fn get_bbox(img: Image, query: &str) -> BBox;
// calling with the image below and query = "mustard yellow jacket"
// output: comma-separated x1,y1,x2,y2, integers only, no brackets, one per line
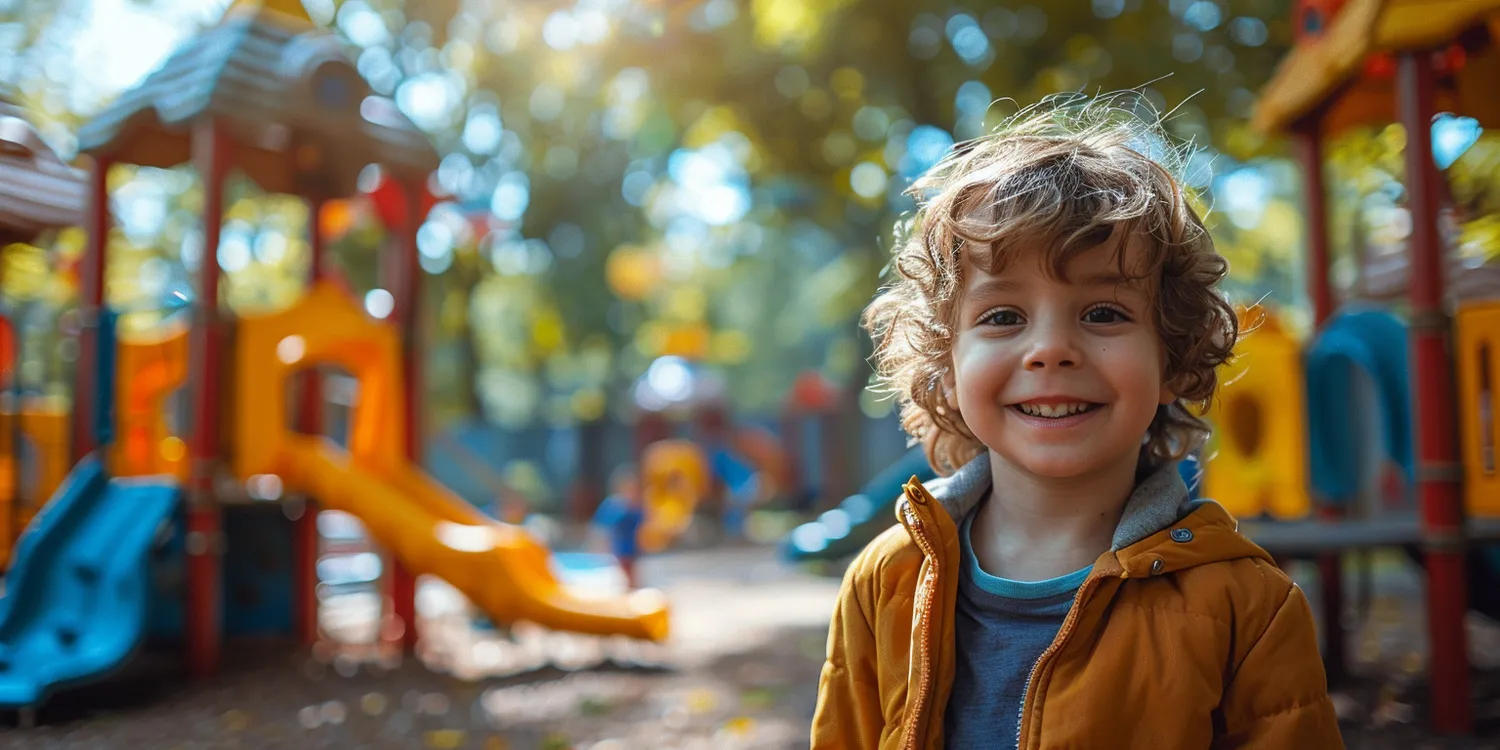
811,457,1344,750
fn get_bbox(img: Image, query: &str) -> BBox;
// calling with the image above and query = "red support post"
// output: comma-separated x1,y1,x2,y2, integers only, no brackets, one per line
1294,126,1335,325
292,197,326,647
1294,120,1347,682
186,120,230,679
1399,49,1471,735
386,180,423,651
72,156,112,463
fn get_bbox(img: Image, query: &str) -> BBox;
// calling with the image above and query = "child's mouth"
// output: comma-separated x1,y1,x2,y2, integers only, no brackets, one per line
1009,402,1103,419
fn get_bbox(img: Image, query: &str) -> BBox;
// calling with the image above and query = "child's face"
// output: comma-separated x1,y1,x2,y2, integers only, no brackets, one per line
949,239,1174,480
616,474,641,499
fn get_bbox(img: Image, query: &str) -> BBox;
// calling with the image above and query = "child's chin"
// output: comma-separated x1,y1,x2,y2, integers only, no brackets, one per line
1008,452,1112,480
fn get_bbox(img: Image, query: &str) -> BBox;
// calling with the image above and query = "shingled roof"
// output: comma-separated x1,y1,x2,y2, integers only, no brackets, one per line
76,0,438,199
0,100,86,244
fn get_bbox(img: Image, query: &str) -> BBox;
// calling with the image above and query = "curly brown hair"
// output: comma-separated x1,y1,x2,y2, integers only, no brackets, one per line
863,95,1239,476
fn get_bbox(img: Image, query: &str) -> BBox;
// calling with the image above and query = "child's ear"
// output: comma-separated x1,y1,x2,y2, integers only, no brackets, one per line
1158,381,1177,406
941,367,960,411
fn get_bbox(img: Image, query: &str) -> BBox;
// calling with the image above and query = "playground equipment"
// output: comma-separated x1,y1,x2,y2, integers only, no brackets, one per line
234,283,667,639
109,325,190,482
1251,0,1500,732
780,371,853,508
0,458,177,708
631,369,796,547
0,101,86,570
0,400,72,568
1303,308,1415,507
1200,309,1314,520
1457,301,1499,516
638,439,709,553
782,445,936,563
0,0,668,713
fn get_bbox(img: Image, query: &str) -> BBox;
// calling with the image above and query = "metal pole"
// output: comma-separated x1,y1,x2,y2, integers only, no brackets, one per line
1398,49,1471,734
186,119,229,679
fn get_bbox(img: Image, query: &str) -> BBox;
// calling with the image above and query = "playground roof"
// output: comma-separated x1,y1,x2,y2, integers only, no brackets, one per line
76,0,437,198
1253,0,1500,135
0,100,86,244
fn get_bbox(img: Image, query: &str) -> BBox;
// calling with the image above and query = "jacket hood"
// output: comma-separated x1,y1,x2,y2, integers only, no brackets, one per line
900,454,1273,576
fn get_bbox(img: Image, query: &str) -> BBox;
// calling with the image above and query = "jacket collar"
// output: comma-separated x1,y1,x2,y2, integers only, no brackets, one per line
900,453,1272,576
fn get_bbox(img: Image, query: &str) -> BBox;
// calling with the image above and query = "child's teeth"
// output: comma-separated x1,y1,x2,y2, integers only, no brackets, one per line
1019,402,1092,418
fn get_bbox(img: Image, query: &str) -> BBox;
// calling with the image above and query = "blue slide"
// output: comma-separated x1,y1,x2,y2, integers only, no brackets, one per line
0,456,178,708
782,446,938,563
1304,308,1415,505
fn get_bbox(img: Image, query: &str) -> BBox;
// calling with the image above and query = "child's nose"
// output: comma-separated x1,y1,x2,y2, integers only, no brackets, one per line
1023,324,1082,370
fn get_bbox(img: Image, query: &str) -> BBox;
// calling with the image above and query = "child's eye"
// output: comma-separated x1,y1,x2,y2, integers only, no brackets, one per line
980,309,1024,327
1082,305,1130,324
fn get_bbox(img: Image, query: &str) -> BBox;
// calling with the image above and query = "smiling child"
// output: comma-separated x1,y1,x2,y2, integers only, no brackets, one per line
811,95,1343,749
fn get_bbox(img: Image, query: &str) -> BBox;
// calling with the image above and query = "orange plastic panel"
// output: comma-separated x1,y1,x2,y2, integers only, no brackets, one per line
0,398,72,569
19,398,70,505
111,325,189,480
1457,302,1500,517
639,439,709,553
1202,310,1315,520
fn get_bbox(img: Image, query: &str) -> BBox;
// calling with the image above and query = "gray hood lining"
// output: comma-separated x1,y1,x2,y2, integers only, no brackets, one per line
919,454,1193,551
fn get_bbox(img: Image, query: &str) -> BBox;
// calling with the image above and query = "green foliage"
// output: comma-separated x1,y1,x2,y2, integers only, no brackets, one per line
35,0,1490,428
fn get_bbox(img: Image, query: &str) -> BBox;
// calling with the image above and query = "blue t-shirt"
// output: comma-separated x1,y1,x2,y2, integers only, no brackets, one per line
591,495,645,558
944,513,1091,750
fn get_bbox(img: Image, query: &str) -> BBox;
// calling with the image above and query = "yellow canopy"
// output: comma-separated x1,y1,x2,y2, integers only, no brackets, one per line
1253,0,1500,135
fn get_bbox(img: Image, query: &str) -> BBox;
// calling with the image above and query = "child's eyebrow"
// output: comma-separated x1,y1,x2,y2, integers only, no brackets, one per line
967,272,1140,296
1077,272,1138,289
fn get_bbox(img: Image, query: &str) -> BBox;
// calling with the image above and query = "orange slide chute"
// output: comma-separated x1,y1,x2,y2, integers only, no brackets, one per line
233,282,669,642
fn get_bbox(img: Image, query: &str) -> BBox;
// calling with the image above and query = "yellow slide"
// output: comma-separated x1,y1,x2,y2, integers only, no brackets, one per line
235,283,670,642
277,434,668,641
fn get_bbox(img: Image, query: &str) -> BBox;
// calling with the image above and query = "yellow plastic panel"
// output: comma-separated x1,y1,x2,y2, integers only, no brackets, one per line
112,325,189,480
1202,311,1314,520
1457,302,1500,517
639,439,708,553
232,281,405,479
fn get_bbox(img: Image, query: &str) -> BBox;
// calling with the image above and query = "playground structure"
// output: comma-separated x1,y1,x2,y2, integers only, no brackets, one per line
0,100,86,569
0,0,667,714
626,358,806,547
779,371,854,510
1246,0,1497,734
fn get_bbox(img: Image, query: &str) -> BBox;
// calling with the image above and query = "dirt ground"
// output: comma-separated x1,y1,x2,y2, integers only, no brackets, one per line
2,546,1500,749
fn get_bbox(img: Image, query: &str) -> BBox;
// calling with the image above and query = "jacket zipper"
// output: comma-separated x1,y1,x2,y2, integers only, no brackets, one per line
900,498,939,750
1014,572,1105,750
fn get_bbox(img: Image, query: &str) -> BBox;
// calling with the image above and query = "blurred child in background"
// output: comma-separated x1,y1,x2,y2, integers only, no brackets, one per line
591,464,646,588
